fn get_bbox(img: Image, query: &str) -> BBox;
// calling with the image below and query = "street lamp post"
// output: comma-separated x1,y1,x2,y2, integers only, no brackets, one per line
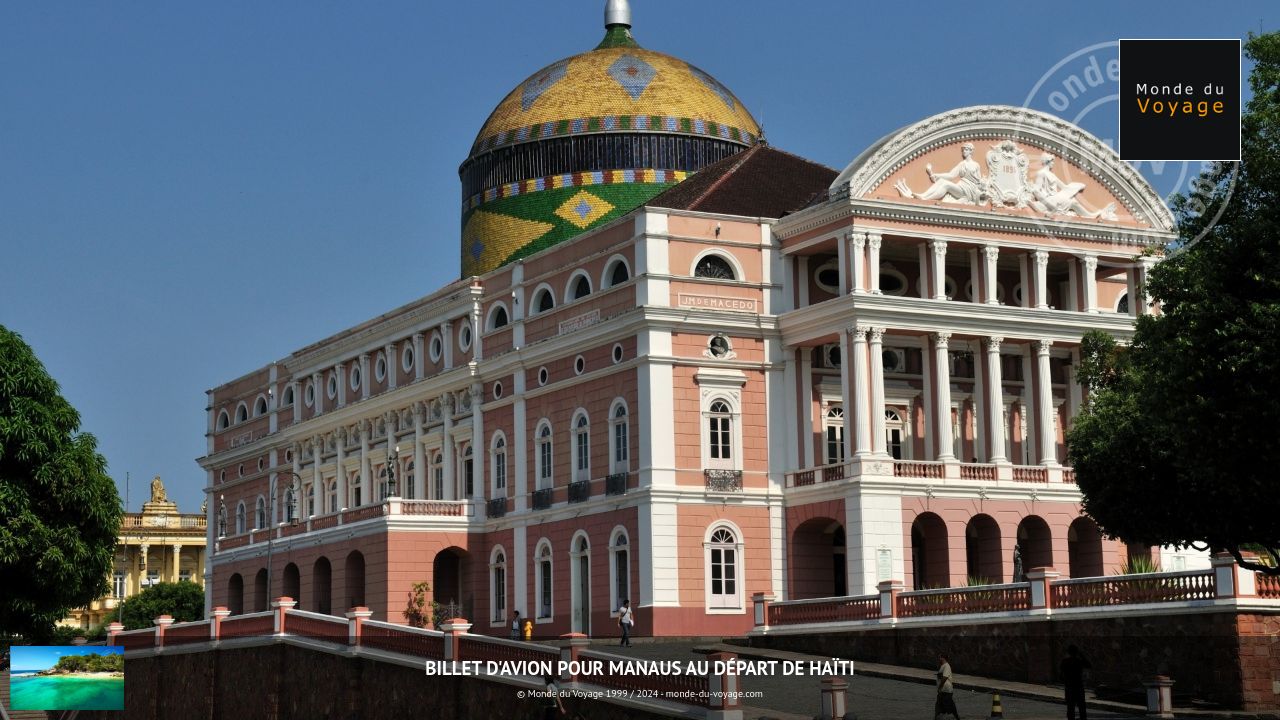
266,469,303,607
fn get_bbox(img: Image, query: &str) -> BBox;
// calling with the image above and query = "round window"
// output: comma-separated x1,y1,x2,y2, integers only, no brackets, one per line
574,355,585,375
402,344,415,372
879,268,908,296
493,381,503,400
538,367,549,386
429,334,443,363
814,259,840,293
460,324,473,352
375,353,387,382
327,374,338,399
305,382,315,407
612,343,624,364
826,344,842,368
350,367,361,391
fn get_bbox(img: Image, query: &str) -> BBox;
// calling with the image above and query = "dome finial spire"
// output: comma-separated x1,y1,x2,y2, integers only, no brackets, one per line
604,0,631,29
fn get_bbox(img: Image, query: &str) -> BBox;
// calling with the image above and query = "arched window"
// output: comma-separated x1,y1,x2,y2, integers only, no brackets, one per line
611,529,630,613
706,400,734,467
327,480,337,513
490,548,507,623
694,254,737,280
610,402,629,473
537,423,553,490
462,445,474,498
254,396,268,417
284,485,296,522
282,385,295,406
825,406,845,464
1116,292,1130,314
488,304,509,330
255,496,266,530
573,413,590,482
350,471,363,508
235,403,248,424
217,410,230,431
568,273,591,301
305,484,315,517
535,541,553,619
886,408,907,460
533,287,555,314
377,467,388,503
491,434,507,492
235,501,246,534
605,258,630,287
706,526,742,611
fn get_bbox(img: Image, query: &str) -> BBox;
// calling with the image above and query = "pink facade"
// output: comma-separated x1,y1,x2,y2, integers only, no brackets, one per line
201,105,1175,639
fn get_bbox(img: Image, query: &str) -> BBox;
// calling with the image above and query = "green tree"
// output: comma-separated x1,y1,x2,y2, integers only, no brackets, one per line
1067,33,1280,574
118,581,206,630
0,327,122,638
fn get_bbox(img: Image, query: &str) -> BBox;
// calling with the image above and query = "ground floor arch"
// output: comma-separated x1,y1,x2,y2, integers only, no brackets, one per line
227,573,244,615
910,512,949,590
965,514,1003,584
1068,517,1104,578
283,562,301,605
790,517,846,599
432,547,467,616
345,551,365,609
253,568,268,612
312,557,332,614
1017,515,1054,576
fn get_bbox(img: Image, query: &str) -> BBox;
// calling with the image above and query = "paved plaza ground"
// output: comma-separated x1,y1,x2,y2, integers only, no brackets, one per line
583,640,1190,720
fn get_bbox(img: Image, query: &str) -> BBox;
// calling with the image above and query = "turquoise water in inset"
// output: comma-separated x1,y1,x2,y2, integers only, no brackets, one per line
9,674,125,710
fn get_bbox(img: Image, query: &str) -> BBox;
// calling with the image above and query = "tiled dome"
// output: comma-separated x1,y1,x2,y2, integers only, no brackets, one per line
458,1,761,277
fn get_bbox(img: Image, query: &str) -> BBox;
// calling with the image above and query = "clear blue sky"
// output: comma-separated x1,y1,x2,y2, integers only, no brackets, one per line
0,1,1272,514
10,645,124,673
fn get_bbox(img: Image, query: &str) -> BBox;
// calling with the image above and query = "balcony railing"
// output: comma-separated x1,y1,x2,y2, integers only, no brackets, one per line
605,472,627,496
568,479,590,504
485,497,507,519
959,463,997,481
893,460,944,479
532,487,553,510
1012,465,1049,483
704,469,743,493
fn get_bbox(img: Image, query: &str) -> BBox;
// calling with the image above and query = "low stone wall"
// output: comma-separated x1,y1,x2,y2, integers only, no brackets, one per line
76,643,680,720
742,610,1279,712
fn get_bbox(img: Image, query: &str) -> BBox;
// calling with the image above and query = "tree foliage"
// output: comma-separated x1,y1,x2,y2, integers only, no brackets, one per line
1067,33,1280,573
49,652,122,674
0,326,122,638
118,581,206,630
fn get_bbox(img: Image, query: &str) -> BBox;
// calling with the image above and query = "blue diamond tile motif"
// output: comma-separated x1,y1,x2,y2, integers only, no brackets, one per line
573,199,592,221
470,239,484,260
608,54,657,100
521,60,569,111
688,64,735,110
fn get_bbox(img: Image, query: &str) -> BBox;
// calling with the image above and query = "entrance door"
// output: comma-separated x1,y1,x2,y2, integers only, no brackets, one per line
571,536,590,634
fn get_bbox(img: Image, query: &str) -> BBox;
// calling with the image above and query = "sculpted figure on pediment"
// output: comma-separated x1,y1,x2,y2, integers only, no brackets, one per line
894,142,989,205
1030,153,1118,221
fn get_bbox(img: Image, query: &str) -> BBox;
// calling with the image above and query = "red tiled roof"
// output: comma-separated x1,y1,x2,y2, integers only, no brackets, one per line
648,143,837,218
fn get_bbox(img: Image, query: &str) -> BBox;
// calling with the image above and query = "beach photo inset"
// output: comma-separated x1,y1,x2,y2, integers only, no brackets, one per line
8,645,124,711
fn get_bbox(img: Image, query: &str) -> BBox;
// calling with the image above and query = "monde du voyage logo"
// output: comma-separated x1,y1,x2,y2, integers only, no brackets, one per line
1119,39,1241,162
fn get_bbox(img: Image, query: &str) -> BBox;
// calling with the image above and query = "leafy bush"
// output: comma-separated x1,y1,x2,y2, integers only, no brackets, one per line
118,581,205,630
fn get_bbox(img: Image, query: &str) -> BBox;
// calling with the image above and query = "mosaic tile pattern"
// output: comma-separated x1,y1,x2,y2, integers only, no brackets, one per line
555,190,616,228
521,59,570,111
469,113,757,156
608,53,657,100
462,168,688,213
688,64,736,111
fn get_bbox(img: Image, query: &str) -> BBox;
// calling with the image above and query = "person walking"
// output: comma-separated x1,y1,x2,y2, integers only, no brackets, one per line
1061,644,1092,720
617,599,634,647
935,653,961,720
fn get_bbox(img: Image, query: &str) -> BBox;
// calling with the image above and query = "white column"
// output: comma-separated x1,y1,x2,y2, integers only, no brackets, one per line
335,363,346,407
868,327,887,455
1019,348,1034,464
920,339,934,460
849,231,867,294
1126,267,1139,317
1082,256,1099,313
441,321,454,370
929,239,948,300
850,327,871,457
172,544,181,582
983,246,1000,305
292,443,303,516
311,436,322,512
359,354,370,400
801,348,816,468
470,384,484,499
933,333,954,460
1018,254,1031,308
312,372,324,414
1137,258,1155,315
413,332,425,380
917,243,929,299
291,382,302,425
838,330,853,462
359,422,372,501
967,248,980,304
441,395,455,500
836,233,848,295
413,404,425,500
867,232,882,294
385,344,398,390
471,304,484,361
335,430,347,510
1066,259,1080,311
971,340,986,462
985,337,1007,463
1036,340,1058,466
1033,250,1050,309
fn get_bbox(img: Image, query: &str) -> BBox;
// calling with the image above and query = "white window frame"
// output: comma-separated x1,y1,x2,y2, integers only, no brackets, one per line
349,470,363,508
428,332,443,363
601,255,631,288
824,406,845,465
535,539,554,622
217,410,230,430
704,522,745,613
254,496,267,530
536,421,553,490
571,410,590,483
236,501,246,534
609,399,630,474
432,451,444,500
530,283,556,315
490,546,507,625
701,394,742,470
253,395,268,417
491,432,507,494
113,572,126,599
327,480,338,513
486,302,511,331
565,270,593,303
689,248,743,281
609,526,630,615
235,402,249,424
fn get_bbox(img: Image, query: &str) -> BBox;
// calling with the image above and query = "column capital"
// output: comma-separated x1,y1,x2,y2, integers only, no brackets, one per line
867,231,882,248
929,238,948,255
847,325,869,340
867,326,886,344
1033,249,1050,266
932,332,952,349
845,229,867,246
412,331,424,341
982,245,1000,261
359,352,369,362
441,319,453,330
1080,254,1099,270
1035,339,1053,355
985,336,1004,351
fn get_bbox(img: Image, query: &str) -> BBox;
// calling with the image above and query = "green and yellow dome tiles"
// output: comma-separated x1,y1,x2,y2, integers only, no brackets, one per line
457,0,761,277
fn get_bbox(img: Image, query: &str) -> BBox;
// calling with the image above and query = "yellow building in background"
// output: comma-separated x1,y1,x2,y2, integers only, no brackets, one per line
61,476,208,630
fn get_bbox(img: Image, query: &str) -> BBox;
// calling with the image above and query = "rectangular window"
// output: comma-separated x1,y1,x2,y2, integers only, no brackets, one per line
113,573,126,598
180,570,191,583
709,417,732,460
146,571,159,588
613,422,628,464
495,452,506,489
434,466,444,500
464,458,474,497
539,441,552,489
493,569,506,620
540,562,552,618
615,551,628,608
